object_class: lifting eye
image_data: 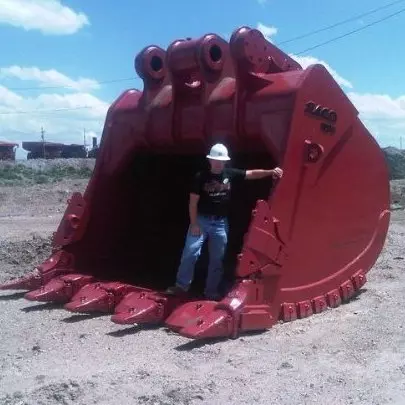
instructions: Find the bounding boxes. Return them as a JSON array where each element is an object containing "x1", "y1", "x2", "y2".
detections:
[
  {"x1": 209, "y1": 44, "x2": 222, "y2": 62},
  {"x1": 67, "y1": 214, "x2": 80, "y2": 229},
  {"x1": 305, "y1": 141, "x2": 324, "y2": 163},
  {"x1": 150, "y1": 55, "x2": 163, "y2": 72}
]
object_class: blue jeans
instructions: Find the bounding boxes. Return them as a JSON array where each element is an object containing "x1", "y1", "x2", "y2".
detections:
[{"x1": 175, "y1": 214, "x2": 229, "y2": 299}]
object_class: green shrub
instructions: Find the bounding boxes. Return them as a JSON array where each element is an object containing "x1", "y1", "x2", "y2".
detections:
[
  {"x1": 0, "y1": 161, "x2": 93, "y2": 186},
  {"x1": 35, "y1": 175, "x2": 49, "y2": 184}
]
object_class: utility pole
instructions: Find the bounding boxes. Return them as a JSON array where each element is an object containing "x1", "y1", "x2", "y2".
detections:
[
  {"x1": 41, "y1": 127, "x2": 45, "y2": 158},
  {"x1": 83, "y1": 128, "x2": 86, "y2": 150}
]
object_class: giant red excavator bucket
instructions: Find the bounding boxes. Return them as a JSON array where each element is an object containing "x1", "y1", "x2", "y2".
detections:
[{"x1": 0, "y1": 26, "x2": 390, "y2": 340}]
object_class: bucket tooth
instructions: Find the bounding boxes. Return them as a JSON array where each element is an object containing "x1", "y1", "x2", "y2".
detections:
[
  {"x1": 165, "y1": 300, "x2": 234, "y2": 339},
  {"x1": 24, "y1": 274, "x2": 94, "y2": 303},
  {"x1": 111, "y1": 293, "x2": 159, "y2": 324},
  {"x1": 165, "y1": 300, "x2": 219, "y2": 332},
  {"x1": 179, "y1": 308, "x2": 232, "y2": 339},
  {"x1": 111, "y1": 291, "x2": 185, "y2": 325},
  {"x1": 0, "y1": 271, "x2": 42, "y2": 291},
  {"x1": 25, "y1": 277, "x2": 65, "y2": 302},
  {"x1": 64, "y1": 282, "x2": 113, "y2": 313},
  {"x1": 64, "y1": 282, "x2": 139, "y2": 313},
  {"x1": 166, "y1": 282, "x2": 274, "y2": 339}
]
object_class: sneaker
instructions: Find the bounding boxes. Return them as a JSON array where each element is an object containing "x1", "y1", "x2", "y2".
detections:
[
  {"x1": 204, "y1": 293, "x2": 222, "y2": 301},
  {"x1": 165, "y1": 285, "x2": 187, "y2": 295}
]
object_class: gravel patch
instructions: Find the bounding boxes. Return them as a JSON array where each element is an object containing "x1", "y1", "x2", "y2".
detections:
[{"x1": 0, "y1": 177, "x2": 404, "y2": 405}]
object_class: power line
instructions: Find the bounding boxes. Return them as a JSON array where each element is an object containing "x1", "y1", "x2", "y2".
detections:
[
  {"x1": 0, "y1": 106, "x2": 93, "y2": 115},
  {"x1": 295, "y1": 6, "x2": 405, "y2": 55},
  {"x1": 1, "y1": 5, "x2": 404, "y2": 116},
  {"x1": 279, "y1": 0, "x2": 405, "y2": 45},
  {"x1": 5, "y1": 76, "x2": 137, "y2": 92}
]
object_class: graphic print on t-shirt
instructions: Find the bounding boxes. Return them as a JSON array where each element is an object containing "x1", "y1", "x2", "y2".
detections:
[
  {"x1": 203, "y1": 177, "x2": 231, "y2": 198},
  {"x1": 191, "y1": 168, "x2": 246, "y2": 217}
]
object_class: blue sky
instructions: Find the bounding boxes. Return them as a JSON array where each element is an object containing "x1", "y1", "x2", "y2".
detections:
[{"x1": 1, "y1": 0, "x2": 405, "y2": 154}]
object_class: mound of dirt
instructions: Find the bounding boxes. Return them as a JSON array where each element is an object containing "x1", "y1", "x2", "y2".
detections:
[
  {"x1": 0, "y1": 235, "x2": 52, "y2": 267},
  {"x1": 383, "y1": 147, "x2": 405, "y2": 180},
  {"x1": 0, "y1": 178, "x2": 88, "y2": 216},
  {"x1": 391, "y1": 179, "x2": 405, "y2": 210},
  {"x1": 0, "y1": 235, "x2": 52, "y2": 283}
]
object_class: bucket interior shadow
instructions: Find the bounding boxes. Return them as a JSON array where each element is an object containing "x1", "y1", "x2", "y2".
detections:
[{"x1": 71, "y1": 145, "x2": 276, "y2": 296}]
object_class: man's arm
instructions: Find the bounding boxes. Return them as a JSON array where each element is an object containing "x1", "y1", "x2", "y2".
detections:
[
  {"x1": 189, "y1": 193, "x2": 200, "y2": 226},
  {"x1": 188, "y1": 171, "x2": 202, "y2": 235},
  {"x1": 245, "y1": 167, "x2": 283, "y2": 180}
]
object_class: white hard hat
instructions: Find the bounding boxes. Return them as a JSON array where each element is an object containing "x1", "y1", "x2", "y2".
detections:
[{"x1": 206, "y1": 143, "x2": 230, "y2": 161}]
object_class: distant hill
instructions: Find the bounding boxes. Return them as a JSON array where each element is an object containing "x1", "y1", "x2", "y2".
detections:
[{"x1": 383, "y1": 147, "x2": 405, "y2": 180}]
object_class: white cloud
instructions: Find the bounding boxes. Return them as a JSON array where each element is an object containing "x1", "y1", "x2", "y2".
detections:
[
  {"x1": 0, "y1": 85, "x2": 23, "y2": 107},
  {"x1": 0, "y1": 0, "x2": 89, "y2": 35},
  {"x1": 0, "y1": 84, "x2": 109, "y2": 146},
  {"x1": 347, "y1": 93, "x2": 405, "y2": 147},
  {"x1": 290, "y1": 54, "x2": 353, "y2": 89},
  {"x1": 0, "y1": 66, "x2": 100, "y2": 92},
  {"x1": 347, "y1": 93, "x2": 405, "y2": 120},
  {"x1": 257, "y1": 23, "x2": 278, "y2": 42},
  {"x1": 358, "y1": 117, "x2": 404, "y2": 148}
]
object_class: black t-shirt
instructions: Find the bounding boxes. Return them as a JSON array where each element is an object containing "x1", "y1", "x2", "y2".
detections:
[{"x1": 190, "y1": 167, "x2": 246, "y2": 217}]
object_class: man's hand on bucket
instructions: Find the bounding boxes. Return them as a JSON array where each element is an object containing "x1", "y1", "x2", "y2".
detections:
[{"x1": 271, "y1": 167, "x2": 283, "y2": 179}]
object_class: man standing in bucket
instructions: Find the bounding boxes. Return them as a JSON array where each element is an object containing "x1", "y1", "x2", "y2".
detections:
[{"x1": 166, "y1": 143, "x2": 283, "y2": 300}]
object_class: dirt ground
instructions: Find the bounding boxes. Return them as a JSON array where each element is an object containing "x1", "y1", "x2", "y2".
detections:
[{"x1": 0, "y1": 179, "x2": 404, "y2": 405}]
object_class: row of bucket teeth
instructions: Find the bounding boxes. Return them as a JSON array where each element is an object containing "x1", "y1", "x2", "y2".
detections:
[
  {"x1": 1, "y1": 270, "x2": 237, "y2": 339},
  {"x1": 23, "y1": 274, "x2": 154, "y2": 315},
  {"x1": 0, "y1": 269, "x2": 368, "y2": 340},
  {"x1": 280, "y1": 270, "x2": 367, "y2": 322},
  {"x1": 15, "y1": 273, "x2": 195, "y2": 329}
]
